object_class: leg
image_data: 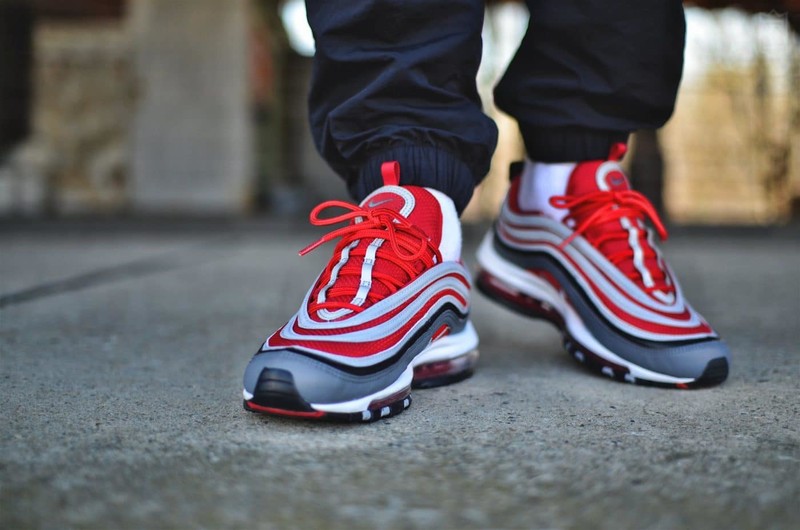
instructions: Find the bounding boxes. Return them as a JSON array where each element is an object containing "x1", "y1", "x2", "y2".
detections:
[
  {"x1": 477, "y1": 0, "x2": 730, "y2": 387},
  {"x1": 306, "y1": 0, "x2": 497, "y2": 212},
  {"x1": 243, "y1": 1, "x2": 488, "y2": 421},
  {"x1": 495, "y1": 0, "x2": 685, "y2": 161}
]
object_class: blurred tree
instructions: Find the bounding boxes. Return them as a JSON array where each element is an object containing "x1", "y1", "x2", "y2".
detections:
[{"x1": 687, "y1": 1, "x2": 800, "y2": 33}]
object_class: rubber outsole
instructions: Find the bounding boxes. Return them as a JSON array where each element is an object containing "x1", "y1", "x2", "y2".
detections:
[
  {"x1": 243, "y1": 368, "x2": 412, "y2": 422},
  {"x1": 475, "y1": 269, "x2": 728, "y2": 389},
  {"x1": 244, "y1": 350, "x2": 479, "y2": 422}
]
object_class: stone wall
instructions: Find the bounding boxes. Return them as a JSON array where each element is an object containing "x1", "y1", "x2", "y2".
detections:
[
  {"x1": 0, "y1": 0, "x2": 254, "y2": 216},
  {"x1": 0, "y1": 21, "x2": 134, "y2": 215}
]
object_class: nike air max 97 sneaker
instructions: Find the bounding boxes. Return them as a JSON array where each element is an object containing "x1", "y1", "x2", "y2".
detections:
[
  {"x1": 243, "y1": 162, "x2": 478, "y2": 421},
  {"x1": 476, "y1": 145, "x2": 729, "y2": 388}
]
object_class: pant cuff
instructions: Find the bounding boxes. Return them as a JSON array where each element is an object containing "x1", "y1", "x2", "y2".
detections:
[
  {"x1": 349, "y1": 145, "x2": 476, "y2": 214},
  {"x1": 520, "y1": 126, "x2": 630, "y2": 162}
]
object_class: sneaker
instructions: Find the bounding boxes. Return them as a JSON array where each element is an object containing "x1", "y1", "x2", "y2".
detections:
[
  {"x1": 243, "y1": 162, "x2": 478, "y2": 421},
  {"x1": 476, "y1": 144, "x2": 730, "y2": 388}
]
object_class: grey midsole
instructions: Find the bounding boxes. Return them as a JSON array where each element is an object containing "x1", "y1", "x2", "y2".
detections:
[{"x1": 243, "y1": 310, "x2": 468, "y2": 405}]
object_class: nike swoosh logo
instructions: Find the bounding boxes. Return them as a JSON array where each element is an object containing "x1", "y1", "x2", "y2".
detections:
[{"x1": 367, "y1": 198, "x2": 395, "y2": 208}]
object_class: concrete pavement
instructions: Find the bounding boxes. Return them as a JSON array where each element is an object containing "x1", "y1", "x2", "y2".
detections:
[{"x1": 1, "y1": 220, "x2": 798, "y2": 529}]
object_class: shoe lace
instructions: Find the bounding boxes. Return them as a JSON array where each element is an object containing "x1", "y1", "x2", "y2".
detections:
[
  {"x1": 298, "y1": 200, "x2": 442, "y2": 315},
  {"x1": 550, "y1": 190, "x2": 673, "y2": 294}
]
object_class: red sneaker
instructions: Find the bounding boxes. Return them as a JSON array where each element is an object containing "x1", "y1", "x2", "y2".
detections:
[
  {"x1": 243, "y1": 162, "x2": 478, "y2": 421},
  {"x1": 477, "y1": 145, "x2": 729, "y2": 388}
]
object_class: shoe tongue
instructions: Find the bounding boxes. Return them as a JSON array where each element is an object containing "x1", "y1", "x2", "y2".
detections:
[
  {"x1": 358, "y1": 186, "x2": 443, "y2": 249},
  {"x1": 360, "y1": 188, "x2": 408, "y2": 214},
  {"x1": 566, "y1": 159, "x2": 631, "y2": 197}
]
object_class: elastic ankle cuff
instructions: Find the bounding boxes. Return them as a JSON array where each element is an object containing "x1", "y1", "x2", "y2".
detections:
[
  {"x1": 349, "y1": 145, "x2": 476, "y2": 214},
  {"x1": 520, "y1": 126, "x2": 629, "y2": 162}
]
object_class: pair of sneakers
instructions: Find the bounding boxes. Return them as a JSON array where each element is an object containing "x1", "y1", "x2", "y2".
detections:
[{"x1": 243, "y1": 146, "x2": 730, "y2": 422}]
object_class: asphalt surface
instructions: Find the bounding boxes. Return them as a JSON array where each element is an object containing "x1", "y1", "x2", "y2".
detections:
[{"x1": 1, "y1": 220, "x2": 798, "y2": 529}]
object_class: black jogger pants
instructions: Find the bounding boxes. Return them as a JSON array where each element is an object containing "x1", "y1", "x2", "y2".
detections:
[{"x1": 305, "y1": 0, "x2": 686, "y2": 212}]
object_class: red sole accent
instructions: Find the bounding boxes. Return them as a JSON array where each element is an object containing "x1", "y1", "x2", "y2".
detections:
[
  {"x1": 431, "y1": 324, "x2": 451, "y2": 342},
  {"x1": 244, "y1": 401, "x2": 326, "y2": 419},
  {"x1": 412, "y1": 349, "x2": 479, "y2": 388},
  {"x1": 476, "y1": 270, "x2": 564, "y2": 328}
]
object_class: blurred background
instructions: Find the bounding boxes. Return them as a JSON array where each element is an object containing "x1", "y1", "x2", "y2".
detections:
[
  {"x1": 0, "y1": 0, "x2": 798, "y2": 225},
  {"x1": 2, "y1": 6, "x2": 799, "y2": 527}
]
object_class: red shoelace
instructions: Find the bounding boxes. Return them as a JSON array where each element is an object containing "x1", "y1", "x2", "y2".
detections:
[
  {"x1": 298, "y1": 200, "x2": 441, "y2": 315},
  {"x1": 550, "y1": 190, "x2": 673, "y2": 294}
]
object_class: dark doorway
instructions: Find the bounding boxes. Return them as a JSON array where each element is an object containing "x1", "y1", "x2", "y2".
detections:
[{"x1": 0, "y1": 2, "x2": 34, "y2": 159}]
